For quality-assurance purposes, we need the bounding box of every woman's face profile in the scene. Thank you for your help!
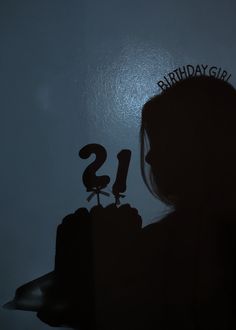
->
[142,119,193,206]
[144,127,172,195]
[144,126,167,175]
[144,130,159,170]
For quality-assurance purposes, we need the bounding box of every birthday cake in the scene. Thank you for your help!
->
[5,204,142,329]
[48,204,142,328]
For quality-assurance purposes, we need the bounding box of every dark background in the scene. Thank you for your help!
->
[1,0,236,328]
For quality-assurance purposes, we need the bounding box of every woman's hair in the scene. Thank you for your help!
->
[140,76,236,210]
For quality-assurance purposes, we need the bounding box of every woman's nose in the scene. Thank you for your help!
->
[145,151,152,165]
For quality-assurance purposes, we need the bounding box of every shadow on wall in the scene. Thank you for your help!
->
[4,76,236,330]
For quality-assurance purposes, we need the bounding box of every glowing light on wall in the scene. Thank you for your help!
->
[87,40,176,133]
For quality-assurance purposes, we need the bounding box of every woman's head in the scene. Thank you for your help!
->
[141,76,236,210]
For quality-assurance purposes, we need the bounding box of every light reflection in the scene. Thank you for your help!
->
[88,40,176,130]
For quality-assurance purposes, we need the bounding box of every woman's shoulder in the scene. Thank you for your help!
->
[138,211,180,251]
[142,210,179,234]
[141,208,236,247]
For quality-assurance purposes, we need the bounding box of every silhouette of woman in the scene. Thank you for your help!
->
[5,76,236,330]
[137,76,236,330]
